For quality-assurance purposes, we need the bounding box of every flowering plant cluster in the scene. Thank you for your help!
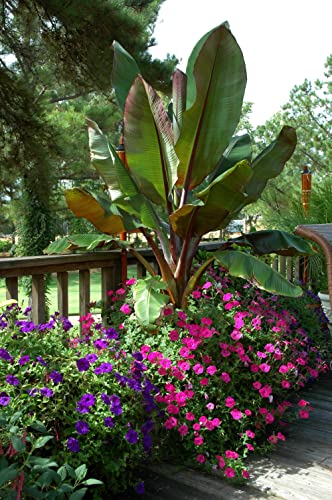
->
[118,267,330,481]
[0,294,159,497]
[0,269,330,496]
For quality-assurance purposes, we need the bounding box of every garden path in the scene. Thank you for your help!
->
[123,373,332,499]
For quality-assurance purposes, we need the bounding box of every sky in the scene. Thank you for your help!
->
[149,0,332,126]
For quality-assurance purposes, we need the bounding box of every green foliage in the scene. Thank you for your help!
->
[0,410,102,499]
[0,0,177,240]
[49,22,311,324]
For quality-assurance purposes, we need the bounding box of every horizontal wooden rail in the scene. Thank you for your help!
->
[0,243,300,324]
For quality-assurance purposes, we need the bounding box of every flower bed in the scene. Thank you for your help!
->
[0,268,330,498]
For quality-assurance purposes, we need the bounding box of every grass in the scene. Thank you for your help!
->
[0,267,136,316]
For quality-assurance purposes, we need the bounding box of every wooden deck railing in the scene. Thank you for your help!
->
[0,243,301,324]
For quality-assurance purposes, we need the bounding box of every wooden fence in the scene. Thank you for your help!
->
[0,243,302,324]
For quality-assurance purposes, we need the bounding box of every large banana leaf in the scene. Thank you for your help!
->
[214,250,303,297]
[176,23,246,190]
[45,234,119,254]
[112,41,141,112]
[124,75,178,205]
[64,188,141,235]
[87,119,169,241]
[170,161,252,238]
[132,277,169,327]
[244,126,297,204]
[224,230,316,256]
[87,119,138,199]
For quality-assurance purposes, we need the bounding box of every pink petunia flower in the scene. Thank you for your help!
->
[224,467,235,478]
[196,454,205,463]
[206,365,217,375]
[225,397,236,408]
[230,409,243,420]
[221,372,231,383]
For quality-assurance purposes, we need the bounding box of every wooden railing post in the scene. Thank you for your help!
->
[79,269,90,318]
[31,274,45,324]
[6,277,18,301]
[57,271,69,317]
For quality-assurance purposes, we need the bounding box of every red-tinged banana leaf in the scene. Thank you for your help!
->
[214,250,303,297]
[221,230,316,256]
[244,126,297,204]
[172,69,187,144]
[112,41,141,112]
[124,75,178,204]
[176,23,246,190]
[64,188,139,235]
[170,161,252,238]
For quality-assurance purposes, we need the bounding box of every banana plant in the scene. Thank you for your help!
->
[46,23,315,324]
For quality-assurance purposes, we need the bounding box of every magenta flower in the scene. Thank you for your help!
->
[120,303,131,314]
[194,436,204,446]
[196,454,205,463]
[192,290,201,299]
[193,363,204,375]
[178,424,188,436]
[221,372,231,383]
[245,430,255,438]
[185,412,195,421]
[299,409,310,418]
[206,365,217,375]
[242,470,250,479]
[224,467,235,478]
[225,396,236,408]
[225,450,239,459]
[230,409,243,420]
[169,329,179,341]
[259,363,271,373]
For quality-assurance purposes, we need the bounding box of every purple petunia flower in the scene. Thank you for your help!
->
[6,374,20,386]
[94,362,113,375]
[86,353,98,363]
[75,420,89,434]
[135,482,145,494]
[93,339,108,350]
[18,355,30,365]
[49,370,63,385]
[142,434,152,452]
[0,348,12,361]
[76,357,90,372]
[0,393,11,406]
[36,356,47,366]
[125,429,139,444]
[24,306,32,315]
[101,392,111,405]
[80,393,95,406]
[132,351,143,361]
[104,416,115,428]
[67,437,80,452]
[76,403,89,414]
[40,387,53,398]
[104,327,118,340]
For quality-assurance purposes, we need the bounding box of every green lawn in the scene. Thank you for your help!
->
[0,267,136,316]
